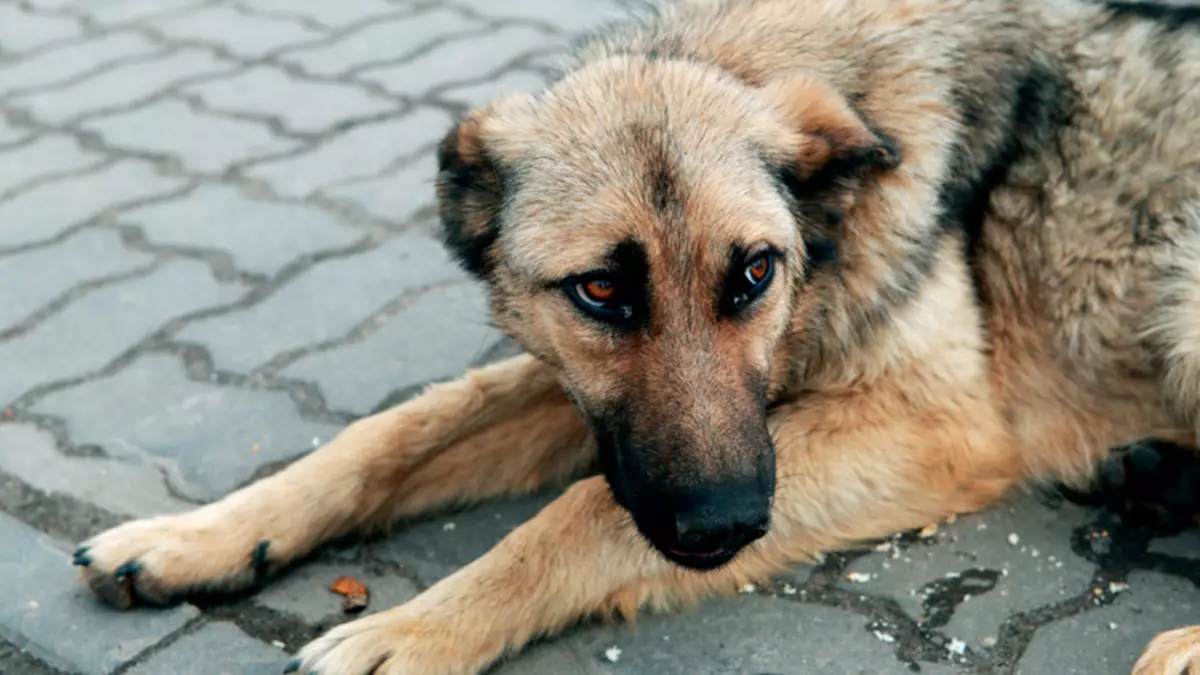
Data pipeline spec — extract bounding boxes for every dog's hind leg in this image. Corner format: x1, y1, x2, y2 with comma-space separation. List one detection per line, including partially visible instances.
74, 354, 594, 608
286, 371, 1023, 675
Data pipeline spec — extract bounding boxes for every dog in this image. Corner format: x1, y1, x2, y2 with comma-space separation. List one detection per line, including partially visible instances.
70, 0, 1200, 672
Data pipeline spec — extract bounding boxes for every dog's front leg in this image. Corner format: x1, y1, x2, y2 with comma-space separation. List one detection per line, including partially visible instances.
74, 354, 592, 608
287, 383, 1023, 675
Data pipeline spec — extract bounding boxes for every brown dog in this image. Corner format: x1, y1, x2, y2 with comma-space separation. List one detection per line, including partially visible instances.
72, 0, 1200, 672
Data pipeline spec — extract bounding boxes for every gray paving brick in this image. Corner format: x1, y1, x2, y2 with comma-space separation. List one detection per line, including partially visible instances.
0, 260, 246, 405
565, 595, 941, 675
439, 69, 550, 110
492, 642, 605, 675
178, 233, 464, 372
0, 32, 160, 97
278, 8, 486, 77
0, 160, 188, 249
0, 423, 190, 518
1017, 571, 1200, 675
253, 560, 419, 625
13, 49, 236, 124
0, 117, 30, 146
0, 511, 200, 675
1148, 527, 1200, 558
238, 0, 403, 28
362, 26, 563, 97
121, 184, 361, 276
280, 282, 504, 414
153, 6, 322, 59
0, 135, 102, 196
84, 99, 300, 174
0, 5, 82, 54
32, 353, 342, 501
183, 67, 396, 134
0, 228, 154, 331
839, 497, 1097, 650
321, 152, 436, 225
124, 622, 283, 675
246, 107, 450, 197
468, 0, 626, 33
81, 0, 203, 27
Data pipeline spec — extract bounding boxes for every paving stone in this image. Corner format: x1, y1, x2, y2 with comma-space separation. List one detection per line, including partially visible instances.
0, 423, 190, 518
124, 621, 282, 675
0, 135, 103, 196
467, 0, 627, 33
1017, 570, 1200, 675
184, 67, 397, 134
321, 152, 436, 226
0, 260, 245, 405
278, 8, 486, 77
0, 638, 60, 675
253, 560, 420, 625
1147, 527, 1200, 559
0, 160, 187, 249
121, 184, 360, 276
81, 0, 203, 27
492, 642, 605, 675
153, 6, 323, 59
13, 49, 236, 124
838, 496, 1098, 650
0, 5, 82, 54
246, 107, 450, 197
0, 511, 200, 675
238, 0, 404, 28
84, 99, 300, 174
439, 69, 550, 109
33, 353, 341, 501
362, 27, 564, 98
0, 32, 160, 97
280, 282, 504, 414
564, 595, 938, 675
0, 117, 30, 146
375, 492, 560, 584
178, 233, 465, 372
0, 228, 154, 331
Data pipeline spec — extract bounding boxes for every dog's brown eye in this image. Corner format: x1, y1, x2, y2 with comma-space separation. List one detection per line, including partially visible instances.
746, 256, 770, 283
580, 279, 616, 304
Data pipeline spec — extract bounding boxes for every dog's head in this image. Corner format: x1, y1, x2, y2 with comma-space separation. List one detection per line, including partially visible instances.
435, 56, 901, 570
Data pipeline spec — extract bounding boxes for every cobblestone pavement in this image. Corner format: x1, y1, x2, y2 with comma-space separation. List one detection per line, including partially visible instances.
0, 1, 1198, 674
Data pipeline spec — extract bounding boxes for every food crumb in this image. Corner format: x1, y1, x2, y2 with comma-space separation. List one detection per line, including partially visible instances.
603, 646, 622, 663
919, 523, 939, 538
330, 575, 370, 614
948, 639, 967, 655
1007, 533, 1020, 546
1109, 622, 1120, 631
1109, 582, 1129, 594
977, 523, 988, 530
251, 443, 261, 453
781, 583, 798, 595
982, 637, 997, 648
1030, 548, 1039, 558
739, 583, 757, 594
845, 572, 872, 584
442, 522, 456, 532
873, 631, 896, 643
311, 437, 321, 447
271, 640, 286, 650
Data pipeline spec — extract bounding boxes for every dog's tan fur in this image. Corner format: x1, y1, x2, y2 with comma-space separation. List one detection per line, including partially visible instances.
74, 0, 1200, 672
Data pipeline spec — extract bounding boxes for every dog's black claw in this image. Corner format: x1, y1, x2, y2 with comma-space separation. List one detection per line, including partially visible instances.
114, 561, 142, 580
282, 659, 302, 674
72, 546, 92, 567
252, 540, 270, 569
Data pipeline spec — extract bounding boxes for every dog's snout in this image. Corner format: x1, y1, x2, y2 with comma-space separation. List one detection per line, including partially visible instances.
663, 487, 771, 569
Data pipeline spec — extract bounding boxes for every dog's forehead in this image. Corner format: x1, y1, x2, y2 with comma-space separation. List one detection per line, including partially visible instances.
498, 65, 797, 280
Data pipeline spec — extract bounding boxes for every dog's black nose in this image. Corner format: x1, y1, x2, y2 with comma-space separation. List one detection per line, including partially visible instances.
664, 488, 771, 567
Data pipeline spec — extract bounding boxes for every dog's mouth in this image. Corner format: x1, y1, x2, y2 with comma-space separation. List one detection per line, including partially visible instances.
662, 545, 740, 571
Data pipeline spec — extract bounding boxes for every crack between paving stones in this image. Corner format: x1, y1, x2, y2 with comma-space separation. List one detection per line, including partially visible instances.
113, 222, 271, 286
108, 615, 209, 675
0, 46, 176, 102
0, 260, 162, 341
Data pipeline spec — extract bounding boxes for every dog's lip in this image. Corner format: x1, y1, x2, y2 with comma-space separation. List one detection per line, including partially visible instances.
664, 546, 737, 569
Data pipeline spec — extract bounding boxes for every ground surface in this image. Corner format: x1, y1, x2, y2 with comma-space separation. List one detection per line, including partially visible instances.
0, 0, 1198, 673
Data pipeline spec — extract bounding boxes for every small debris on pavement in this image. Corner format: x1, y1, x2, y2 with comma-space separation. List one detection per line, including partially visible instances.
845, 572, 872, 584
251, 443, 261, 453
330, 575, 370, 614
781, 583, 798, 595
442, 522, 456, 532
873, 631, 896, 643
948, 639, 967, 655
919, 523, 939, 538
1108, 582, 1129, 594
271, 640, 286, 650
739, 583, 757, 594
603, 646, 622, 663
1007, 533, 1020, 546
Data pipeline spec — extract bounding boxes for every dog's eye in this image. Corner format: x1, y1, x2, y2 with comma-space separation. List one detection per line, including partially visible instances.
563, 275, 635, 323
727, 253, 775, 313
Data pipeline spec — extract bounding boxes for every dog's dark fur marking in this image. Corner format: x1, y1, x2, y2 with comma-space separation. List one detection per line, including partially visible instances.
435, 123, 509, 279
1103, 1, 1200, 30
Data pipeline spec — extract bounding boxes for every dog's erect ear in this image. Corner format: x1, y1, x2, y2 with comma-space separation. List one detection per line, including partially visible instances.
435, 109, 508, 279
759, 74, 903, 186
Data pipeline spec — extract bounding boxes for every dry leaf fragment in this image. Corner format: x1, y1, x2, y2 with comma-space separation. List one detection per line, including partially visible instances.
330, 575, 370, 614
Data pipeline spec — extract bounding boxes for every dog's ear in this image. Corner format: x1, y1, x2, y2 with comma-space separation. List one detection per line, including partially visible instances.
435, 108, 510, 279
759, 74, 902, 186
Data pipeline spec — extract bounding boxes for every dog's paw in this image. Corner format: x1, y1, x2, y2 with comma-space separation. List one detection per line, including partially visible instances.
285, 609, 487, 675
1133, 625, 1200, 675
74, 512, 272, 609
1063, 437, 1200, 534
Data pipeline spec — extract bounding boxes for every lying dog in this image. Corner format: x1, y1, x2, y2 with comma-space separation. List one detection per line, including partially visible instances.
72, 0, 1200, 672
